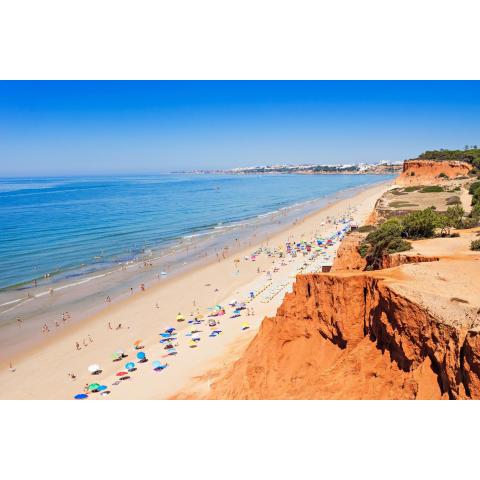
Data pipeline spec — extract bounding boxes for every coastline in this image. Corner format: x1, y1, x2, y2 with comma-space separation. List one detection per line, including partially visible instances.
0, 177, 392, 361
0, 180, 392, 399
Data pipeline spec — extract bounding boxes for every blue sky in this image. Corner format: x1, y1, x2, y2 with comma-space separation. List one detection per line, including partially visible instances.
0, 81, 479, 176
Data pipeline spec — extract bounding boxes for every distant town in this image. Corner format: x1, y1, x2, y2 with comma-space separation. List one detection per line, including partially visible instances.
177, 161, 403, 175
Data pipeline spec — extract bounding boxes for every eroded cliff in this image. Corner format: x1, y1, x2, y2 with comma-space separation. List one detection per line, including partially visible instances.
397, 159, 473, 186
209, 272, 480, 399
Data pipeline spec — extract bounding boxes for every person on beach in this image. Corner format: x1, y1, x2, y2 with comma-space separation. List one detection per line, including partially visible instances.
76, 342, 81, 350
9, 361, 15, 373
83, 338, 88, 347
106, 296, 111, 303
16, 316, 22, 325
108, 322, 112, 330
88, 335, 93, 343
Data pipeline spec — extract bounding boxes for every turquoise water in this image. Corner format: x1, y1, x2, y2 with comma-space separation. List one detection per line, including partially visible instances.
0, 174, 392, 290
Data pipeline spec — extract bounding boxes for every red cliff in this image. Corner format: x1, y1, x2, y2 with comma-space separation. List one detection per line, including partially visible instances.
209, 272, 480, 399
397, 159, 473, 186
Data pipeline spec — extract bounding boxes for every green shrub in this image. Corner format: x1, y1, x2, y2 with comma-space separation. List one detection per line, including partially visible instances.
404, 186, 421, 192
362, 219, 411, 268
438, 172, 449, 179
420, 185, 444, 193
471, 202, 480, 219
357, 225, 375, 233
471, 240, 480, 251
402, 208, 438, 238
385, 237, 412, 254
358, 244, 369, 258
468, 181, 480, 195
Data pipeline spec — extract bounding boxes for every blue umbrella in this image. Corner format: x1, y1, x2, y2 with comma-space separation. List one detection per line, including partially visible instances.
165, 327, 175, 333
97, 385, 108, 392
153, 360, 167, 370
160, 333, 171, 338
74, 394, 88, 400
125, 362, 135, 370
137, 351, 146, 360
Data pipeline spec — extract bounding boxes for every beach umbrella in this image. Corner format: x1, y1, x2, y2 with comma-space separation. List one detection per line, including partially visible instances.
125, 362, 135, 371
74, 394, 88, 400
241, 322, 250, 330
165, 327, 176, 333
137, 351, 146, 360
176, 314, 185, 322
133, 339, 142, 346
97, 385, 108, 392
116, 371, 128, 377
88, 364, 101, 374
152, 360, 168, 370
88, 383, 101, 391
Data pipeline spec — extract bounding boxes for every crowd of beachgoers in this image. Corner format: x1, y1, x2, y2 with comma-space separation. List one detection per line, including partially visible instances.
68, 212, 356, 400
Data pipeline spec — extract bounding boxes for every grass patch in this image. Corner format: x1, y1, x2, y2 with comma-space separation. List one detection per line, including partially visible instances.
404, 186, 422, 192
390, 189, 408, 196
389, 201, 419, 208
420, 185, 444, 193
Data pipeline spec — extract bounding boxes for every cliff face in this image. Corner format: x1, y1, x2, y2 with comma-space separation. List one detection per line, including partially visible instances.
209, 273, 480, 399
332, 232, 439, 272
397, 159, 473, 186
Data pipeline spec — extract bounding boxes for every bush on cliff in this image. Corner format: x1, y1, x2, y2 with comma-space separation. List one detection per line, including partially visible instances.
471, 240, 480, 251
361, 219, 411, 268
419, 148, 480, 170
402, 207, 439, 238
359, 206, 470, 268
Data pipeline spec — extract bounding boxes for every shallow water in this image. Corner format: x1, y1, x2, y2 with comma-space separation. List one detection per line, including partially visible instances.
0, 174, 392, 290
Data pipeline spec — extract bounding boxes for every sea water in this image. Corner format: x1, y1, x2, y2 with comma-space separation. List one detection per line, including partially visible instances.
0, 174, 392, 290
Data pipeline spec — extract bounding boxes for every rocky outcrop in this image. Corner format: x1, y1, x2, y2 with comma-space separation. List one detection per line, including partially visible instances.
209, 273, 479, 399
379, 253, 439, 269
397, 160, 473, 186
332, 233, 439, 272
331, 232, 367, 272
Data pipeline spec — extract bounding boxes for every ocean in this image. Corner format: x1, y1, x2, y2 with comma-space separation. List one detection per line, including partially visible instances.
0, 173, 393, 291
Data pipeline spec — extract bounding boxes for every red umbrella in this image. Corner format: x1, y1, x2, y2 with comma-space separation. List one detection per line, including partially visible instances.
116, 371, 128, 377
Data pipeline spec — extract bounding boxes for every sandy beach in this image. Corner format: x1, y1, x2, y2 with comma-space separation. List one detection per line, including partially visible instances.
0, 181, 391, 399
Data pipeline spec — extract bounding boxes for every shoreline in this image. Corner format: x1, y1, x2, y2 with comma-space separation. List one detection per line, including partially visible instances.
0, 177, 392, 362
0, 180, 392, 399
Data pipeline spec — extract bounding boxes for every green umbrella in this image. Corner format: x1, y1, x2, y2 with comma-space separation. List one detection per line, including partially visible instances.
88, 383, 101, 391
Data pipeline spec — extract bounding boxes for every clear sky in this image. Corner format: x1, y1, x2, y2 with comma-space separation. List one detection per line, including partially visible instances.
1, 81, 479, 176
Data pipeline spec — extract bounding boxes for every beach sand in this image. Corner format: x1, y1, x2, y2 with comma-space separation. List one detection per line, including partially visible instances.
0, 181, 391, 399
